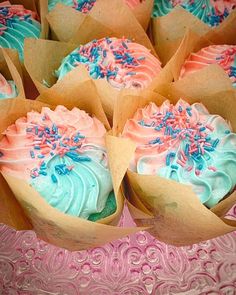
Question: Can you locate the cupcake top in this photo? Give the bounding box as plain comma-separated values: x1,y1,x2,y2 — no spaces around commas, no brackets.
152,0,236,27
0,105,115,220
56,37,162,90
180,45,236,88
48,0,144,12
122,99,236,207
0,72,17,99
0,1,41,60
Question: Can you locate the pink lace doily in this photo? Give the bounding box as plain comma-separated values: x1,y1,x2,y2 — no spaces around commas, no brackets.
0,204,236,295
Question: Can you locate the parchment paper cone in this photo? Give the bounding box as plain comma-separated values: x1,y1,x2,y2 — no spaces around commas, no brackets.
24,38,173,122
46,0,155,54
151,6,236,65
159,29,236,88
107,66,236,246
0,90,145,251
0,48,25,99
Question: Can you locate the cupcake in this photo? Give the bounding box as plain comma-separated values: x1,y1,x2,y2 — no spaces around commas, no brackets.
122,99,236,208
0,105,116,221
56,37,162,90
48,0,147,13
152,0,236,27
180,45,236,87
0,72,17,99
0,1,41,60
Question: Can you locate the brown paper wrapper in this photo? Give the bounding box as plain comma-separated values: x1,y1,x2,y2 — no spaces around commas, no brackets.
158,29,236,89
24,37,173,122
108,65,236,246
151,6,236,65
0,88,144,251
0,48,25,99
46,0,155,55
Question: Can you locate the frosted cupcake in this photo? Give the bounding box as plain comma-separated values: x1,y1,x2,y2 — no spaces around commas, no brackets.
122,99,236,208
152,0,236,27
0,72,17,99
48,0,147,13
180,45,236,87
56,37,162,90
0,105,116,221
0,1,41,60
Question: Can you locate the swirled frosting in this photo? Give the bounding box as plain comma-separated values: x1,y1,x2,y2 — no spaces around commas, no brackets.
122,99,236,207
0,105,116,220
0,72,17,99
56,37,162,90
180,45,236,88
152,0,236,27
48,0,144,12
0,1,41,60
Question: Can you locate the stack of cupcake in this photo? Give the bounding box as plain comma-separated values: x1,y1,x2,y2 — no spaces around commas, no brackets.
0,0,235,251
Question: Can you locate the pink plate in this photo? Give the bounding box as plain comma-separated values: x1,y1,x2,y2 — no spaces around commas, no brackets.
0,204,236,295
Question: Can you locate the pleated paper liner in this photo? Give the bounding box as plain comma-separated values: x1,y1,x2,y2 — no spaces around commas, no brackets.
107,65,236,246
24,37,172,122
0,90,145,250
151,6,236,65
46,0,155,54
0,48,25,99
159,30,236,88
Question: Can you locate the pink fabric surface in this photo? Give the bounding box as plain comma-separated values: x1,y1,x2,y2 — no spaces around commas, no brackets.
0,204,236,295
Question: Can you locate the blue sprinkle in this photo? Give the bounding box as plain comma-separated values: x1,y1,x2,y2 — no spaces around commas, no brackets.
51,174,58,183
198,164,203,170
35,126,39,135
30,151,35,158
65,151,91,162
186,107,192,117
39,170,47,176
37,154,45,159
199,127,206,132
166,154,171,166
225,130,231,134
185,144,189,156
34,145,41,150
171,165,179,170
212,138,219,148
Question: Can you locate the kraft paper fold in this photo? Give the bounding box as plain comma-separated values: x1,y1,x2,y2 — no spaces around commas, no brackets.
24,38,172,122
108,66,236,246
157,29,236,93
0,48,25,99
151,6,236,65
46,0,156,55
0,96,143,250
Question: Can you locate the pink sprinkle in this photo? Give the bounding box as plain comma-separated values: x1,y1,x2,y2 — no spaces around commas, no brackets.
206,124,214,131
67,165,74,171
177,159,186,167
208,166,217,172
195,170,200,176
187,166,193,172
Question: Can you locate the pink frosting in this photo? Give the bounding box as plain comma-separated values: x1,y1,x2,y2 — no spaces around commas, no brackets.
0,73,13,96
180,45,236,84
0,105,106,179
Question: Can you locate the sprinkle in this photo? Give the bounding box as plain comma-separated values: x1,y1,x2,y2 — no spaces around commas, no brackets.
30,151,35,158
206,124,214,131
51,174,58,183
208,166,217,172
171,164,179,170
